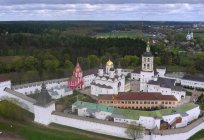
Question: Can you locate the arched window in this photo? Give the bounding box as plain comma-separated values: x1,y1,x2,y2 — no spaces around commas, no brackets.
147,64,150,69
148,58,150,62
118,82,121,89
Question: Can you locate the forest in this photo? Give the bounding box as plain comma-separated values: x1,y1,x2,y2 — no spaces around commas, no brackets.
0,21,203,84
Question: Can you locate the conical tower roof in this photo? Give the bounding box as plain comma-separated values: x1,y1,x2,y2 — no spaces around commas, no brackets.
35,83,52,106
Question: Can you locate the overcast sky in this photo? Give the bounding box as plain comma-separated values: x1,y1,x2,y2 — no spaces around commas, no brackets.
0,0,203,21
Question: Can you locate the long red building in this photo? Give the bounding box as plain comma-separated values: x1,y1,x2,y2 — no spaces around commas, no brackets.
68,62,84,89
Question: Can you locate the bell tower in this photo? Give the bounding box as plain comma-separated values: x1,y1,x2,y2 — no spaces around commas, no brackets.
140,41,154,92
142,41,154,72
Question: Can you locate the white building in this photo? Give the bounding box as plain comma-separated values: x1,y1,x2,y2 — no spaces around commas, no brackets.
72,101,200,130
140,42,155,92
181,75,204,90
131,42,186,101
186,31,193,41
91,60,125,96
148,77,186,101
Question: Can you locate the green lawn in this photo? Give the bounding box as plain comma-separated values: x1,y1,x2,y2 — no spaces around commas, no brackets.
0,121,93,140
56,90,96,109
166,65,186,72
0,100,123,140
188,129,204,140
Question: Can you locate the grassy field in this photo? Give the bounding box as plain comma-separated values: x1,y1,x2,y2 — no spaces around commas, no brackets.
0,121,105,140
95,30,143,39
166,65,187,72
0,100,124,140
0,56,19,63
188,129,204,140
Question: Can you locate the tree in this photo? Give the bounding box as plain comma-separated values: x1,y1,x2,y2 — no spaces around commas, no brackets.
154,56,161,66
65,60,74,70
87,55,100,68
122,55,139,68
43,59,60,71
126,123,145,140
24,56,39,70
12,56,24,71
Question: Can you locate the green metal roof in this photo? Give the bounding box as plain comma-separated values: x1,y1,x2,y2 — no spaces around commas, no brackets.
73,101,198,120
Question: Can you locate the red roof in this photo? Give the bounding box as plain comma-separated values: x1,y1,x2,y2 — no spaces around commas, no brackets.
0,76,9,82
132,68,141,74
74,62,82,73
98,92,177,101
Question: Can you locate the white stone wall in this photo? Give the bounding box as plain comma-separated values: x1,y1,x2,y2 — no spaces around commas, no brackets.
1,89,35,113
13,79,68,95
151,121,204,140
84,74,95,87
181,79,204,89
0,80,11,93
186,106,201,122
156,69,166,77
131,73,140,80
51,113,133,139
34,103,55,125
140,71,154,92
139,116,156,129
95,111,112,120
50,89,73,99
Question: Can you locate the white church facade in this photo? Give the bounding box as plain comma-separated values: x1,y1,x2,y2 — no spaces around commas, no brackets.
91,60,126,96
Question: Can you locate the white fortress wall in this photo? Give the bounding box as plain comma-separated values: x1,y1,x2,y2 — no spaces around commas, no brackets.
1,88,36,113
12,78,69,95
151,116,204,140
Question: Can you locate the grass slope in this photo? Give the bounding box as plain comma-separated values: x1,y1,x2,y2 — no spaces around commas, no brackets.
188,129,204,140
0,100,123,140
0,121,92,140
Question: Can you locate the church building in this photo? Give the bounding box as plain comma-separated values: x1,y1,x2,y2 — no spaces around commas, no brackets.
90,60,125,96
68,62,84,89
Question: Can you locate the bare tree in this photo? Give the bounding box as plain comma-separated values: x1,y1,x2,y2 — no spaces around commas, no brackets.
126,123,145,140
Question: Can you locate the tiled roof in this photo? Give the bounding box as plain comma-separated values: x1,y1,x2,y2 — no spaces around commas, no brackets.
183,74,204,82
98,92,177,101
148,77,176,89
142,52,153,57
73,101,198,120
83,68,98,76
132,68,141,74
35,83,53,106
0,76,9,82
